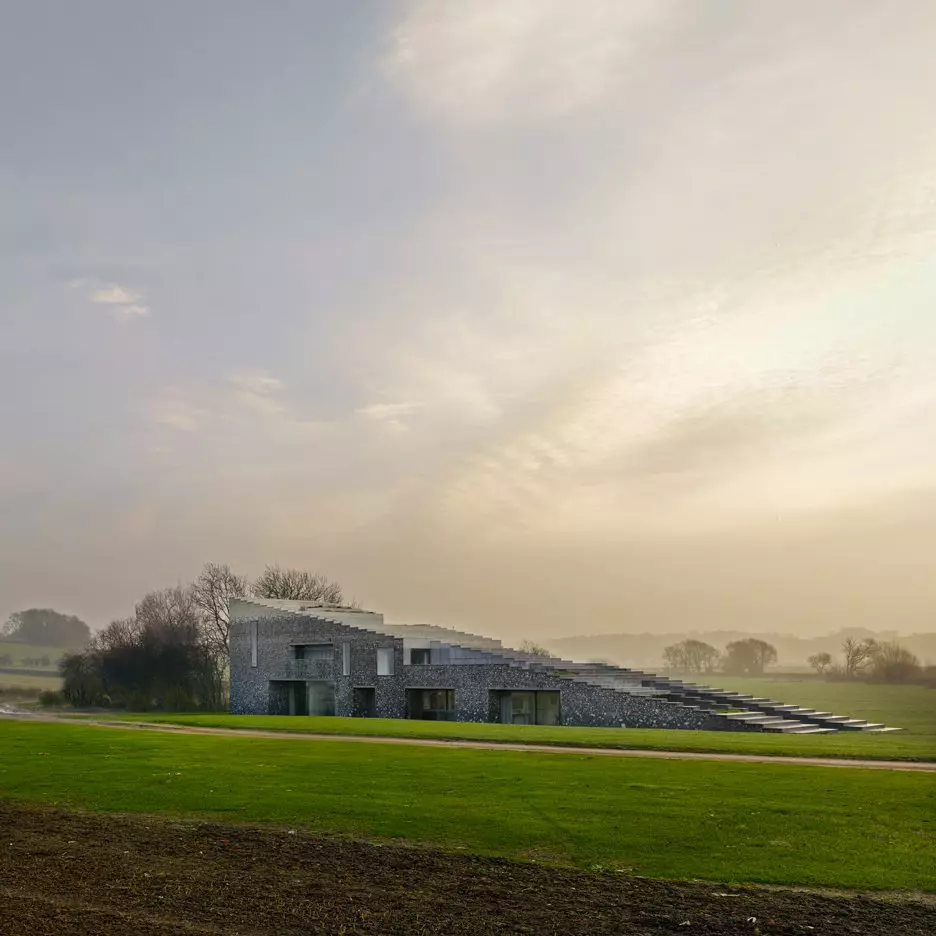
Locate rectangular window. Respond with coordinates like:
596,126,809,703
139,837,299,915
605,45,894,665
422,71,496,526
496,691,561,725
377,647,394,676
250,621,258,667
410,648,431,665
293,645,332,662
342,642,351,677
407,688,455,721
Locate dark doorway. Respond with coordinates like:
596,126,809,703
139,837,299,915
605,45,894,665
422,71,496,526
291,681,309,716
353,687,376,718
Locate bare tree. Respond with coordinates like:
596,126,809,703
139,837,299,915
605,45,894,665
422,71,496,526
663,639,719,673
868,641,920,683
191,562,248,654
807,652,833,675
842,637,878,677
251,565,344,604
663,643,685,671
518,639,551,657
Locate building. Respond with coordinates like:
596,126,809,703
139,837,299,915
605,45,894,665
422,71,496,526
228,600,894,733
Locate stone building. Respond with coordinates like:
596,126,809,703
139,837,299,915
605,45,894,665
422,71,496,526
229,599,746,730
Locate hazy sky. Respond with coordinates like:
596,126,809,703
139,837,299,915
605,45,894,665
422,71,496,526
3,2,936,639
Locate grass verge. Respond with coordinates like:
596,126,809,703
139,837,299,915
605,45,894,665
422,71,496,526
1,720,935,890
82,711,936,762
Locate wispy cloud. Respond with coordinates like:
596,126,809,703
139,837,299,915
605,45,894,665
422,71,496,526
388,0,684,121
148,391,206,433
356,401,423,422
73,278,151,317
228,370,285,395
90,283,141,305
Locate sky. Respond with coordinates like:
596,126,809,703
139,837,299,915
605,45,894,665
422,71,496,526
2,1,936,641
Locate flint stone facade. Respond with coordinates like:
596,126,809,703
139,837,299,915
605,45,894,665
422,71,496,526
228,599,736,731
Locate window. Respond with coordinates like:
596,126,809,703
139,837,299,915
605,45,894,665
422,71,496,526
496,691,560,726
308,681,336,716
407,688,455,721
293,644,332,663
377,647,394,676
410,648,431,665
342,642,351,677
249,621,258,667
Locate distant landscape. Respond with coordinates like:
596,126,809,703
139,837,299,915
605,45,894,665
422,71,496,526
548,627,936,671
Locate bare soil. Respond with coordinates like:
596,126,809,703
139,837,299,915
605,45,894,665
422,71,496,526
0,802,932,935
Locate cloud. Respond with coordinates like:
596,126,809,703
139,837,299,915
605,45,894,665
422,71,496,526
90,283,141,305
356,401,423,423
76,279,151,317
387,0,684,121
148,392,206,432
228,371,285,395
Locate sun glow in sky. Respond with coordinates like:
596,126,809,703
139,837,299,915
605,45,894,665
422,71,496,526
3,2,936,638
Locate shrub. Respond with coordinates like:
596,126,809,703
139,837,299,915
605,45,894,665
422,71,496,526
868,642,921,684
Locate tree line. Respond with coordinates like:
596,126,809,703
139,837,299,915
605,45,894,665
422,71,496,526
58,563,346,711
663,634,928,683
1,608,91,647
662,637,778,676
807,637,926,683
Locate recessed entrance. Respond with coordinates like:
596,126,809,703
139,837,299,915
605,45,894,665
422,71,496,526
353,687,376,718
282,680,335,716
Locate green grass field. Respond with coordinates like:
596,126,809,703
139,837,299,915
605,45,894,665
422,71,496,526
0,640,65,670
0,672,62,691
1,720,933,891
94,711,936,762
712,677,935,735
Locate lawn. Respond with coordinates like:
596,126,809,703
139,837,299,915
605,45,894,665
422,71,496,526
1,720,933,891
0,639,65,670
712,677,935,736
93,711,936,762
0,671,62,691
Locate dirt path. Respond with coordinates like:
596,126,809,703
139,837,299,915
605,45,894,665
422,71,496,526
1,801,933,935
4,709,933,771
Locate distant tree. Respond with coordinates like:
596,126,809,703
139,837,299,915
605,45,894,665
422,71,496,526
191,562,249,654
663,643,685,671
0,653,11,666
663,639,719,673
251,565,344,604
2,609,90,647
518,640,551,657
867,641,921,684
842,637,878,677
722,639,777,676
61,586,226,712
807,652,833,675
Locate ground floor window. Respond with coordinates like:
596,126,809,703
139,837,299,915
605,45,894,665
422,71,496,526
407,688,456,721
494,690,561,726
277,680,336,716
352,686,376,717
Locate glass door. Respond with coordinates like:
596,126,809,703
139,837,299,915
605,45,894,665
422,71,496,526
506,692,535,724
